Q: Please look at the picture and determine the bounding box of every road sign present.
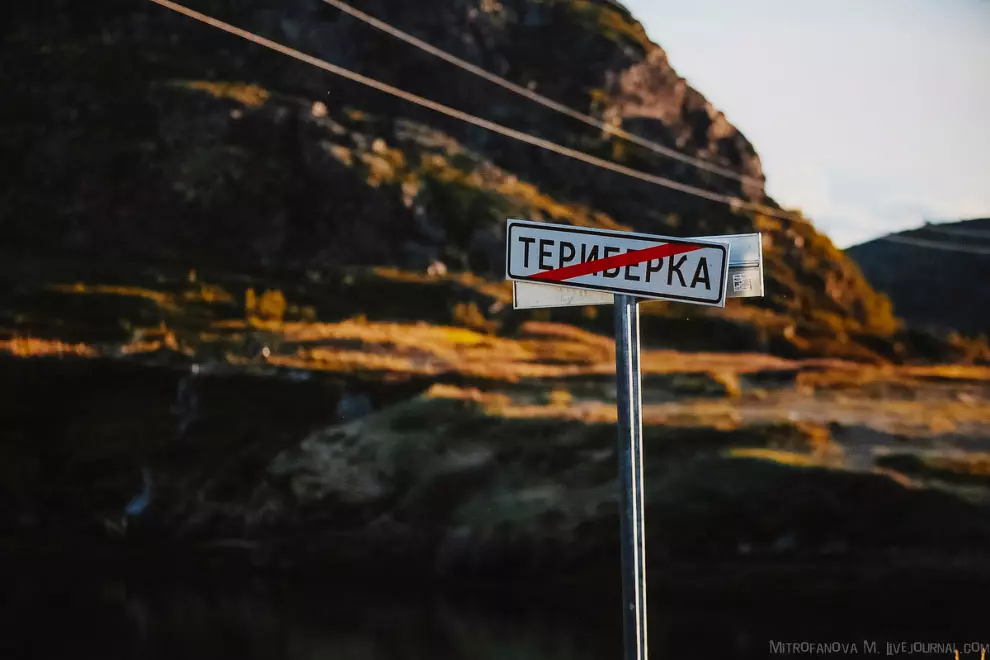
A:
[505,219,729,306]
[504,219,765,660]
[512,232,763,309]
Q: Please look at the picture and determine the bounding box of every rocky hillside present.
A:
[6,0,990,605]
[847,218,990,338]
[0,0,944,362]
[5,332,990,593]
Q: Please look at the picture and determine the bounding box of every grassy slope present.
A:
[4,305,990,583]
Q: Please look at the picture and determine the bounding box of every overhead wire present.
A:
[319,0,766,188]
[877,234,990,255]
[916,223,990,240]
[147,0,798,222]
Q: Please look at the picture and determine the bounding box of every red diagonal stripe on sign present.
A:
[531,242,703,282]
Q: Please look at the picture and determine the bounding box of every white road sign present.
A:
[512,232,764,309]
[505,219,730,306]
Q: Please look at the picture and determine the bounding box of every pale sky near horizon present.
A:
[621,0,990,247]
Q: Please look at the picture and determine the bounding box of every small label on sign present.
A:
[732,273,752,293]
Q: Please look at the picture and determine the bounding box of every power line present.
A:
[878,234,990,255]
[920,223,990,240]
[147,0,797,221]
[320,0,766,188]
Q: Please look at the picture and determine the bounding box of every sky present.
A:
[621,0,990,247]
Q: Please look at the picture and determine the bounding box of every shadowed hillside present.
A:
[847,218,990,338]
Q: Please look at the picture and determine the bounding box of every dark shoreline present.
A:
[6,533,990,606]
[5,545,990,660]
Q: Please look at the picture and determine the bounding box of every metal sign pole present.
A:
[614,294,648,660]
[506,220,761,660]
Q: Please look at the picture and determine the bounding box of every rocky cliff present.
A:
[0,0,931,361]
